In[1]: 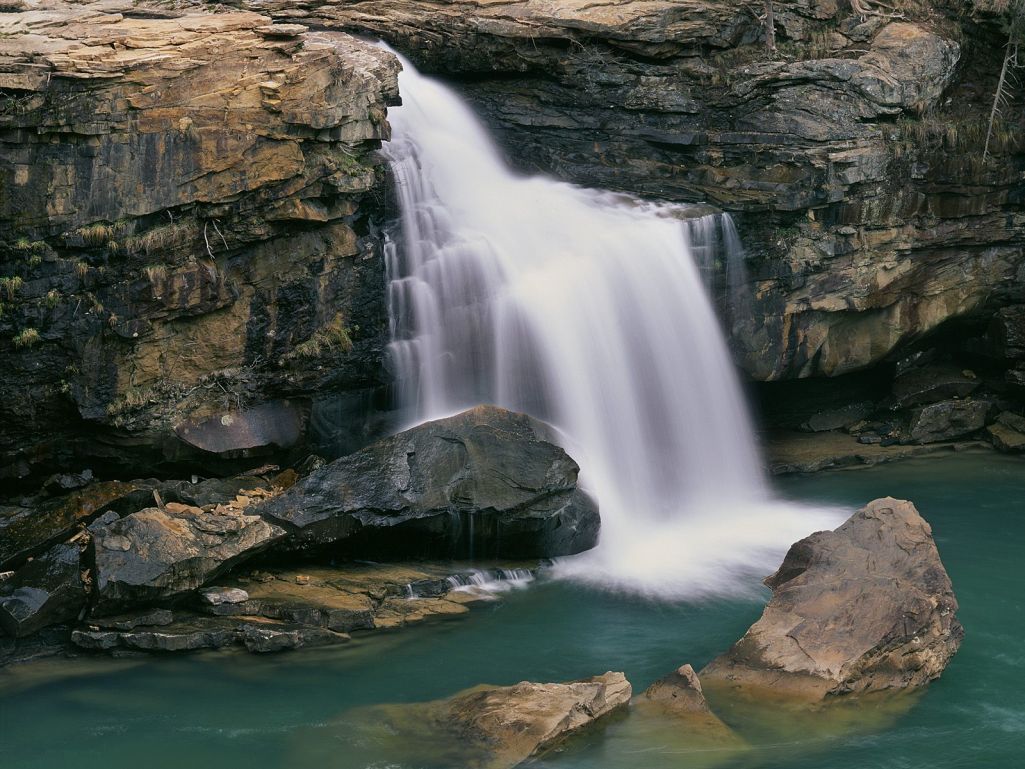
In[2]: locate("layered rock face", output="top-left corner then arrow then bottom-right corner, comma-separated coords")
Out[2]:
702,497 -> 963,698
235,0 -> 1025,383
260,405 -> 601,559
0,2 -> 400,483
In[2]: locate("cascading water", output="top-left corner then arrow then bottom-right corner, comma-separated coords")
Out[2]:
382,52 -> 839,599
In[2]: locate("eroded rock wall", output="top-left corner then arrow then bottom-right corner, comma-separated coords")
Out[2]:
233,0 -> 1025,383
0,2 -> 400,483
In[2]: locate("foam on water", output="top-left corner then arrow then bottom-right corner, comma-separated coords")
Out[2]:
381,49 -> 841,600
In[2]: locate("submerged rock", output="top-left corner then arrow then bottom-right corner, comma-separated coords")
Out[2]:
446,672 -> 631,767
640,665 -> 745,748
259,405 -> 600,559
363,672 -> 631,769
643,664 -> 715,715
702,498 -> 962,699
0,542 -> 86,637
91,506 -> 285,613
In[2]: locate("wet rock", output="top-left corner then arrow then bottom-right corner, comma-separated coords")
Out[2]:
92,609 -> 175,631
800,402 -> 874,432
43,470 -> 94,494
0,543 -> 86,637
986,412 -> 1025,452
199,587 -> 250,606
71,614 -> 349,654
640,665 -> 743,745
702,498 -> 962,699
0,481 -> 139,569
382,672 -> 631,769
241,625 -> 304,653
907,399 -> 990,444
259,406 -> 600,559
91,507 -> 286,613
766,429 -> 980,475
891,366 -> 980,409
643,664 -> 712,714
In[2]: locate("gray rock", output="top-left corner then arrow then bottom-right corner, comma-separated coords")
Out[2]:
0,481 -> 141,570
702,498 -> 962,699
91,506 -> 286,614
92,609 -> 175,631
801,401 -> 874,432
241,625 -> 304,653
199,587 -> 250,606
987,414 -> 1025,452
891,365 -> 979,409
259,405 -> 600,559
0,543 -> 86,637
907,399 -> 990,444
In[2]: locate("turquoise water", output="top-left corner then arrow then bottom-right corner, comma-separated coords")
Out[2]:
1,451 -> 1022,768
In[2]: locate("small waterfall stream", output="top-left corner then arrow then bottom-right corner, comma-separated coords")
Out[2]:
382,52 -> 838,598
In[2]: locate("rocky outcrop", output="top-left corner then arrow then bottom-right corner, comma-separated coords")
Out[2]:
90,504 -> 285,613
259,405 -> 600,559
68,561 -> 520,655
0,2 -> 401,484
240,0 -> 1024,385
702,498 -> 963,698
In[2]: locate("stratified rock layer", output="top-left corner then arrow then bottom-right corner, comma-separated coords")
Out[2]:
289,0 -> 1024,381
0,2 -> 400,482
702,497 -> 962,698
259,405 -> 601,559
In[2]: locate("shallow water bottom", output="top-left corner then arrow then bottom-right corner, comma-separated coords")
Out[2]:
1,451 -> 1022,769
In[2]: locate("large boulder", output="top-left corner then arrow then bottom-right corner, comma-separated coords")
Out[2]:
0,542 -> 86,637
702,498 -> 962,699
90,506 -> 286,614
906,399 -> 990,444
258,405 -> 600,559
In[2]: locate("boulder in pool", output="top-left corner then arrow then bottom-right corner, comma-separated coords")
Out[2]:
258,405 -> 600,559
702,498 -> 962,699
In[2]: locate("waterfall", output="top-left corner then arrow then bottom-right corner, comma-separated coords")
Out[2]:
381,52 -> 839,599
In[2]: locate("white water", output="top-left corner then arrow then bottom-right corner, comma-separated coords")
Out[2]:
382,53 -> 840,599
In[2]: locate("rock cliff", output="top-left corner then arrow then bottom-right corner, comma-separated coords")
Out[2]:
0,1 -> 399,484
230,0 -> 1024,383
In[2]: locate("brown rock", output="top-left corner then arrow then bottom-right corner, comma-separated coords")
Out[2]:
702,498 -> 962,699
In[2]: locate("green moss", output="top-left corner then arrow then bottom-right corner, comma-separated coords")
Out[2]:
282,313 -> 354,363
0,275 -> 24,300
13,327 -> 40,348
